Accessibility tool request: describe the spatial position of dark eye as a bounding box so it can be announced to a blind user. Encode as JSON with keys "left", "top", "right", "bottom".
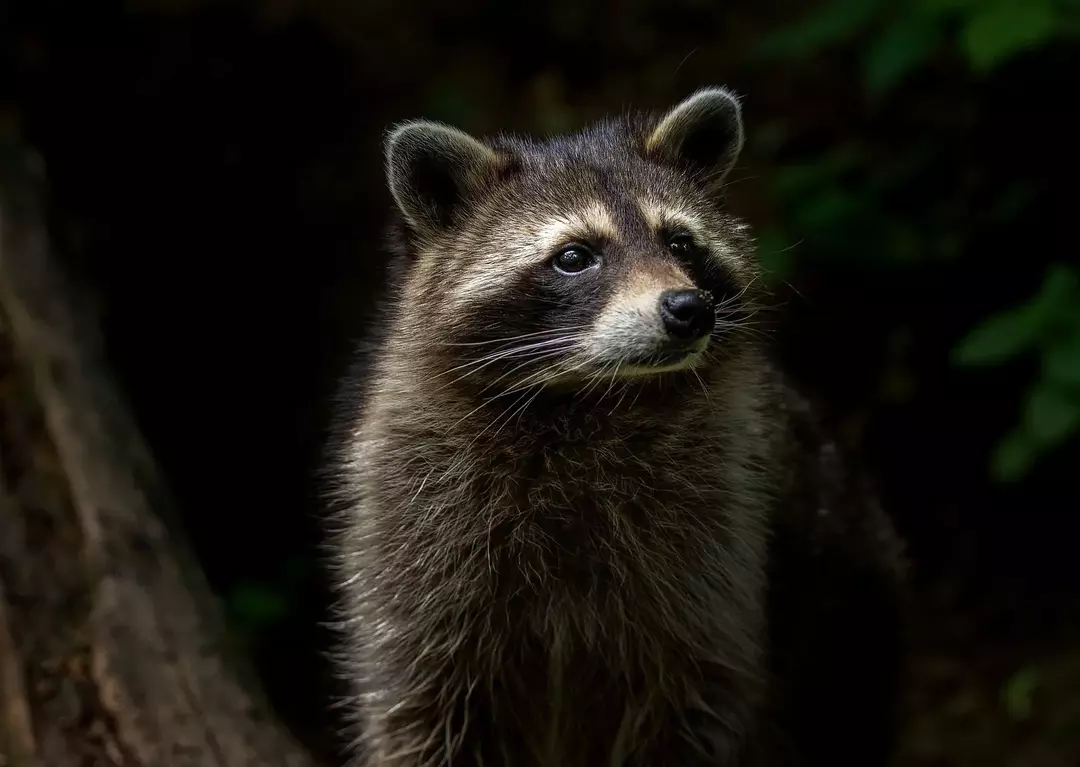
{"left": 667, "top": 233, "right": 697, "bottom": 256}
{"left": 552, "top": 245, "right": 596, "bottom": 275}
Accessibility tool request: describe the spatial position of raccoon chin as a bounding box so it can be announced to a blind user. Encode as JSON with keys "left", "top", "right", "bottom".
{"left": 542, "top": 344, "right": 709, "bottom": 392}
{"left": 617, "top": 349, "right": 708, "bottom": 377}
{"left": 608, "top": 346, "right": 710, "bottom": 379}
{"left": 607, "top": 331, "right": 713, "bottom": 376}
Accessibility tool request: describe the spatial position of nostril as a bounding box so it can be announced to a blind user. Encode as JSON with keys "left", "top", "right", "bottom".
{"left": 659, "top": 289, "right": 716, "bottom": 340}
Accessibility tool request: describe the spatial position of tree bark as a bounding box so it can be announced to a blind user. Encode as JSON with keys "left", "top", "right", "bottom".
{"left": 0, "top": 149, "right": 323, "bottom": 766}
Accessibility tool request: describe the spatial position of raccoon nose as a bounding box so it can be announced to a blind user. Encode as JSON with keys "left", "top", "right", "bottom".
{"left": 659, "top": 289, "right": 715, "bottom": 341}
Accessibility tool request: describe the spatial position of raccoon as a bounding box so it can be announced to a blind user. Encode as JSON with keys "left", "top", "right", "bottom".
{"left": 324, "top": 87, "right": 907, "bottom": 767}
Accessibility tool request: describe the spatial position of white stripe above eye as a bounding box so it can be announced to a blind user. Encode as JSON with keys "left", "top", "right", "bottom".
{"left": 446, "top": 201, "right": 618, "bottom": 306}
{"left": 637, "top": 197, "right": 708, "bottom": 242}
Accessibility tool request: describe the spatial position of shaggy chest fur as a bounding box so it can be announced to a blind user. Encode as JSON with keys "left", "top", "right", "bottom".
{"left": 337, "top": 371, "right": 776, "bottom": 766}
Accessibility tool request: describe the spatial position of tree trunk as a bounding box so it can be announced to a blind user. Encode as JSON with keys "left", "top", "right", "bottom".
{"left": 0, "top": 147, "right": 323, "bottom": 766}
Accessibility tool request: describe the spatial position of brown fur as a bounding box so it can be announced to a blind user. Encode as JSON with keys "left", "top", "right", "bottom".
{"left": 323, "top": 88, "right": 906, "bottom": 766}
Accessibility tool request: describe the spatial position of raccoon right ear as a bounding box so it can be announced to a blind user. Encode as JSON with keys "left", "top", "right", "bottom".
{"left": 384, "top": 121, "right": 505, "bottom": 237}
{"left": 644, "top": 87, "right": 745, "bottom": 192}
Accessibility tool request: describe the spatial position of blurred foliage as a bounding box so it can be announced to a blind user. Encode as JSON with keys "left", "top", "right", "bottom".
{"left": 754, "top": 0, "right": 1079, "bottom": 85}
{"left": 953, "top": 265, "right": 1080, "bottom": 481}
{"left": 1002, "top": 666, "right": 1041, "bottom": 721}
{"left": 749, "top": 0, "right": 1080, "bottom": 482}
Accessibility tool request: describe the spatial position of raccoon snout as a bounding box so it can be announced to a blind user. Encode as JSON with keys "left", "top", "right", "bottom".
{"left": 659, "top": 289, "right": 715, "bottom": 342}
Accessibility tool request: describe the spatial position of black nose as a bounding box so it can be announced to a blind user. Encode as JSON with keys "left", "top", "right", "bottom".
{"left": 659, "top": 289, "right": 715, "bottom": 341}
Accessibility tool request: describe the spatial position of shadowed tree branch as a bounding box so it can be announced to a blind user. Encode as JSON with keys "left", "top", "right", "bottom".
{"left": 0, "top": 144, "right": 324, "bottom": 767}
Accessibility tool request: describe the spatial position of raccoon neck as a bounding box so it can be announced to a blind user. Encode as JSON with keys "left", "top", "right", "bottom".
{"left": 367, "top": 345, "right": 777, "bottom": 488}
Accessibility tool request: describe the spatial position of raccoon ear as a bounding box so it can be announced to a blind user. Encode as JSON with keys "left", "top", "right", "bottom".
{"left": 644, "top": 87, "right": 745, "bottom": 191}
{"left": 385, "top": 120, "right": 505, "bottom": 236}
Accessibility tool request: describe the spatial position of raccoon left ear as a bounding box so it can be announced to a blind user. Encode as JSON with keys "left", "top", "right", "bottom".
{"left": 644, "top": 87, "right": 745, "bottom": 191}
{"left": 385, "top": 120, "right": 506, "bottom": 238}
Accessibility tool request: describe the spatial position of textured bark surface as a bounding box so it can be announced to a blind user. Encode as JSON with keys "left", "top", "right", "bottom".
{"left": 0, "top": 161, "right": 323, "bottom": 766}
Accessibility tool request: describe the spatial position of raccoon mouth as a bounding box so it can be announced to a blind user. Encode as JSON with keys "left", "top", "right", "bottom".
{"left": 641, "top": 349, "right": 695, "bottom": 367}
{"left": 621, "top": 345, "right": 705, "bottom": 373}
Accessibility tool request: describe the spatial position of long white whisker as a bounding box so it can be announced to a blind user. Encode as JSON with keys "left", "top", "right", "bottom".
{"left": 598, "top": 361, "right": 624, "bottom": 405}
{"left": 437, "top": 326, "right": 588, "bottom": 347}
{"left": 690, "top": 367, "right": 711, "bottom": 402}
{"left": 578, "top": 359, "right": 615, "bottom": 402}
{"left": 443, "top": 335, "right": 587, "bottom": 376}
{"left": 476, "top": 349, "right": 573, "bottom": 396}
{"left": 611, "top": 379, "right": 634, "bottom": 411}
{"left": 490, "top": 385, "right": 546, "bottom": 442}
{"left": 508, "top": 355, "right": 595, "bottom": 395}
{"left": 430, "top": 335, "right": 586, "bottom": 393}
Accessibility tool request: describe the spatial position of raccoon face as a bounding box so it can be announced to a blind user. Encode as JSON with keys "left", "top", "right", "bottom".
{"left": 384, "top": 87, "right": 759, "bottom": 392}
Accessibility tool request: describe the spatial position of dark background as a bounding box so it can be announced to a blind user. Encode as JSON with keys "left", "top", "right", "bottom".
{"left": 1, "top": 0, "right": 1078, "bottom": 764}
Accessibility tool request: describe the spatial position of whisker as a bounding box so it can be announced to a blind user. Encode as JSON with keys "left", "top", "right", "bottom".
{"left": 491, "top": 385, "right": 546, "bottom": 442}
{"left": 508, "top": 357, "right": 587, "bottom": 394}
{"left": 475, "top": 349, "right": 571, "bottom": 396}
{"left": 576, "top": 357, "right": 614, "bottom": 402}
{"left": 712, "top": 323, "right": 772, "bottom": 343}
{"left": 438, "top": 326, "right": 589, "bottom": 347}
{"left": 599, "top": 361, "right": 625, "bottom": 405}
{"left": 444, "top": 335, "right": 587, "bottom": 374}
{"left": 690, "top": 367, "right": 711, "bottom": 402}
{"left": 430, "top": 335, "right": 586, "bottom": 392}
{"left": 611, "top": 379, "right": 634, "bottom": 411}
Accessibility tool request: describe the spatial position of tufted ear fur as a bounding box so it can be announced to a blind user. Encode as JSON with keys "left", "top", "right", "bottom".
{"left": 644, "top": 87, "right": 745, "bottom": 192}
{"left": 384, "top": 120, "right": 505, "bottom": 238}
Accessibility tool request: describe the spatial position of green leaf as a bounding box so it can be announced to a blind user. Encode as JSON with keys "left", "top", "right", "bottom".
{"left": 953, "top": 265, "right": 1077, "bottom": 367}
{"left": 991, "top": 428, "right": 1037, "bottom": 482}
{"left": 1001, "top": 667, "right": 1040, "bottom": 720}
{"left": 1039, "top": 264, "right": 1080, "bottom": 310}
{"left": 1023, "top": 381, "right": 1080, "bottom": 446}
{"left": 952, "top": 300, "right": 1048, "bottom": 366}
{"left": 961, "top": 0, "right": 1057, "bottom": 72}
{"left": 864, "top": 16, "right": 942, "bottom": 94}
{"left": 1042, "top": 334, "right": 1080, "bottom": 387}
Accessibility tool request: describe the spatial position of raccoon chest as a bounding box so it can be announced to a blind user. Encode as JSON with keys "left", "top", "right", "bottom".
{"left": 514, "top": 455, "right": 662, "bottom": 528}
{"left": 496, "top": 460, "right": 698, "bottom": 587}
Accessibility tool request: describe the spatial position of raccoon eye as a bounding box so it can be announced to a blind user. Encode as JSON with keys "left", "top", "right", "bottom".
{"left": 552, "top": 245, "right": 596, "bottom": 275}
{"left": 667, "top": 233, "right": 697, "bottom": 256}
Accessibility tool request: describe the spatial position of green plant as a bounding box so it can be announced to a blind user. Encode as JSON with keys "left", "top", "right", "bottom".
{"left": 1001, "top": 665, "right": 1041, "bottom": 720}
{"left": 753, "top": 0, "right": 1080, "bottom": 94}
{"left": 953, "top": 265, "right": 1080, "bottom": 481}
{"left": 747, "top": 0, "right": 1080, "bottom": 481}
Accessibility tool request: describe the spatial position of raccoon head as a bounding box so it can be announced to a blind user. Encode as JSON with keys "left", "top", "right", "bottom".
{"left": 383, "top": 87, "right": 762, "bottom": 394}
